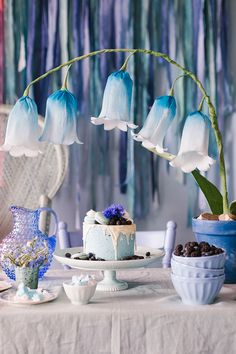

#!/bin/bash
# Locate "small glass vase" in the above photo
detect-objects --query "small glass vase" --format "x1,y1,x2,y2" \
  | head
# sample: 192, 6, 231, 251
15, 267, 39, 289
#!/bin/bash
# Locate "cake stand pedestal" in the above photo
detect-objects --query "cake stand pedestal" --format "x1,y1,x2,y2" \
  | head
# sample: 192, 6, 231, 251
97, 270, 128, 291
54, 246, 164, 292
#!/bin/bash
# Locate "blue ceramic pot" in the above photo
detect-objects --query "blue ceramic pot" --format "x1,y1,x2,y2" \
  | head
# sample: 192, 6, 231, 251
192, 218, 236, 283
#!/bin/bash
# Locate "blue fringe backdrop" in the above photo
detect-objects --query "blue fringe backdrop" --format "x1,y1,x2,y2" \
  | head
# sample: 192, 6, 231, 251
0, 0, 234, 227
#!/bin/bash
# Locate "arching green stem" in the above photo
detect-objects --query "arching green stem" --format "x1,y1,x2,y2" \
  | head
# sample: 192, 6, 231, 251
22, 48, 229, 213
61, 64, 72, 90
169, 74, 187, 96
120, 51, 137, 71
198, 96, 206, 111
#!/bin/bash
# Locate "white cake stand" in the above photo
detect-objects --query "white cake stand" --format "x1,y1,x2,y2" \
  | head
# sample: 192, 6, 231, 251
54, 247, 164, 291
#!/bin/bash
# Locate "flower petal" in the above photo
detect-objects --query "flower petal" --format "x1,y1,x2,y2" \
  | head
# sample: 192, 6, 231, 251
141, 140, 166, 154
177, 111, 209, 155
133, 96, 176, 151
0, 96, 41, 157
170, 152, 215, 173
169, 111, 216, 173
40, 89, 83, 145
91, 117, 138, 132
9, 146, 41, 158
91, 70, 136, 131
104, 120, 120, 131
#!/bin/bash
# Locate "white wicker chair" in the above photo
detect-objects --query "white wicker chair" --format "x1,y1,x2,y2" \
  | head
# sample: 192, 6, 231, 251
0, 104, 69, 239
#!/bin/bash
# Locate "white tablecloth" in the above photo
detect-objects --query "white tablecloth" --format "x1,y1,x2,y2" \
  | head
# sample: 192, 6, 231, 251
1, 268, 236, 354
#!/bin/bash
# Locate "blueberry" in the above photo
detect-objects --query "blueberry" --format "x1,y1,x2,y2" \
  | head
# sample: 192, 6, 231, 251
65, 253, 71, 258
110, 217, 118, 225
175, 244, 183, 252
199, 241, 210, 248
145, 251, 151, 257
185, 246, 195, 254
190, 251, 200, 257
184, 242, 192, 248
174, 251, 183, 256
201, 244, 211, 252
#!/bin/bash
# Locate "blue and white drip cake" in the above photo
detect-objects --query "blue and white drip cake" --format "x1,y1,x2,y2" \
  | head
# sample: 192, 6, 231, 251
83, 204, 136, 260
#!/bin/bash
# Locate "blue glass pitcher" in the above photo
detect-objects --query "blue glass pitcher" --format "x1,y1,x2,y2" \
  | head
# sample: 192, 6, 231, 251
0, 206, 58, 280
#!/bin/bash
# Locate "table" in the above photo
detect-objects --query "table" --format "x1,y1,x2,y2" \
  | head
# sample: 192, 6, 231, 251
1, 268, 236, 354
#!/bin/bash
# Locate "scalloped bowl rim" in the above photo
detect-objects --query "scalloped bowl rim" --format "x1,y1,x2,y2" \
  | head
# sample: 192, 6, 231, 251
171, 258, 224, 273
172, 251, 226, 262
63, 281, 97, 288
171, 272, 225, 282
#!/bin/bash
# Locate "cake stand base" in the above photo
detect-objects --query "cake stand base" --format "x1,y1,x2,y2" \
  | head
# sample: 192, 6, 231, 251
97, 270, 128, 291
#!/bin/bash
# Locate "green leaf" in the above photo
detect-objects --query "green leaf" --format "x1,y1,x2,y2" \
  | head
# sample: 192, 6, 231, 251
191, 170, 223, 214
230, 201, 236, 215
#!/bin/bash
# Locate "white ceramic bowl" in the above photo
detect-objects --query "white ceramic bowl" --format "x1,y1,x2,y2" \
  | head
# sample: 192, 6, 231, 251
172, 251, 226, 269
171, 258, 224, 278
63, 282, 97, 305
171, 272, 225, 305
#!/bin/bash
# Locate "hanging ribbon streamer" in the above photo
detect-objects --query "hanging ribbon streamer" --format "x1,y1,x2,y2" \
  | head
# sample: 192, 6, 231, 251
183, 0, 199, 225
0, 0, 4, 186
4, 0, 15, 103
114, 1, 129, 196
26, 0, 36, 88
46, 0, 58, 72
13, 0, 27, 98
0, 0, 4, 103
59, 0, 68, 83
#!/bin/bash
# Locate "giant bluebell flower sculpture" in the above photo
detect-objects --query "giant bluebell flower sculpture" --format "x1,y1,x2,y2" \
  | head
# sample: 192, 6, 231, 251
0, 48, 229, 218
91, 70, 137, 131
0, 96, 41, 157
133, 95, 176, 153
40, 89, 83, 145
170, 111, 215, 173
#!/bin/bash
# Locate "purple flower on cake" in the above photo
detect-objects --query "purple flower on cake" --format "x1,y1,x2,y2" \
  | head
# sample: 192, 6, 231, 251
103, 204, 125, 219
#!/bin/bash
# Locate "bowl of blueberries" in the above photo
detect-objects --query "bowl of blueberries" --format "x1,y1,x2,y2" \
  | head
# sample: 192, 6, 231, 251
171, 242, 226, 305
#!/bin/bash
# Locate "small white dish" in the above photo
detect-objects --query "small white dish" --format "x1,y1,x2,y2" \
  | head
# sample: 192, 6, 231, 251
171, 258, 224, 278
63, 282, 97, 305
172, 251, 226, 269
0, 287, 60, 306
171, 272, 225, 305
0, 281, 12, 292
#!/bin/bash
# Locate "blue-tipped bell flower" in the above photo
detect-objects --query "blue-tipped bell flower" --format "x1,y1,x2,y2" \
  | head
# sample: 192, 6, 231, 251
132, 96, 176, 153
0, 96, 41, 157
170, 111, 215, 173
91, 70, 137, 132
40, 89, 83, 145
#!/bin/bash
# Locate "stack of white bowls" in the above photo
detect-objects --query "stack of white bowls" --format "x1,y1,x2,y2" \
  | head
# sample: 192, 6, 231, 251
171, 251, 226, 305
